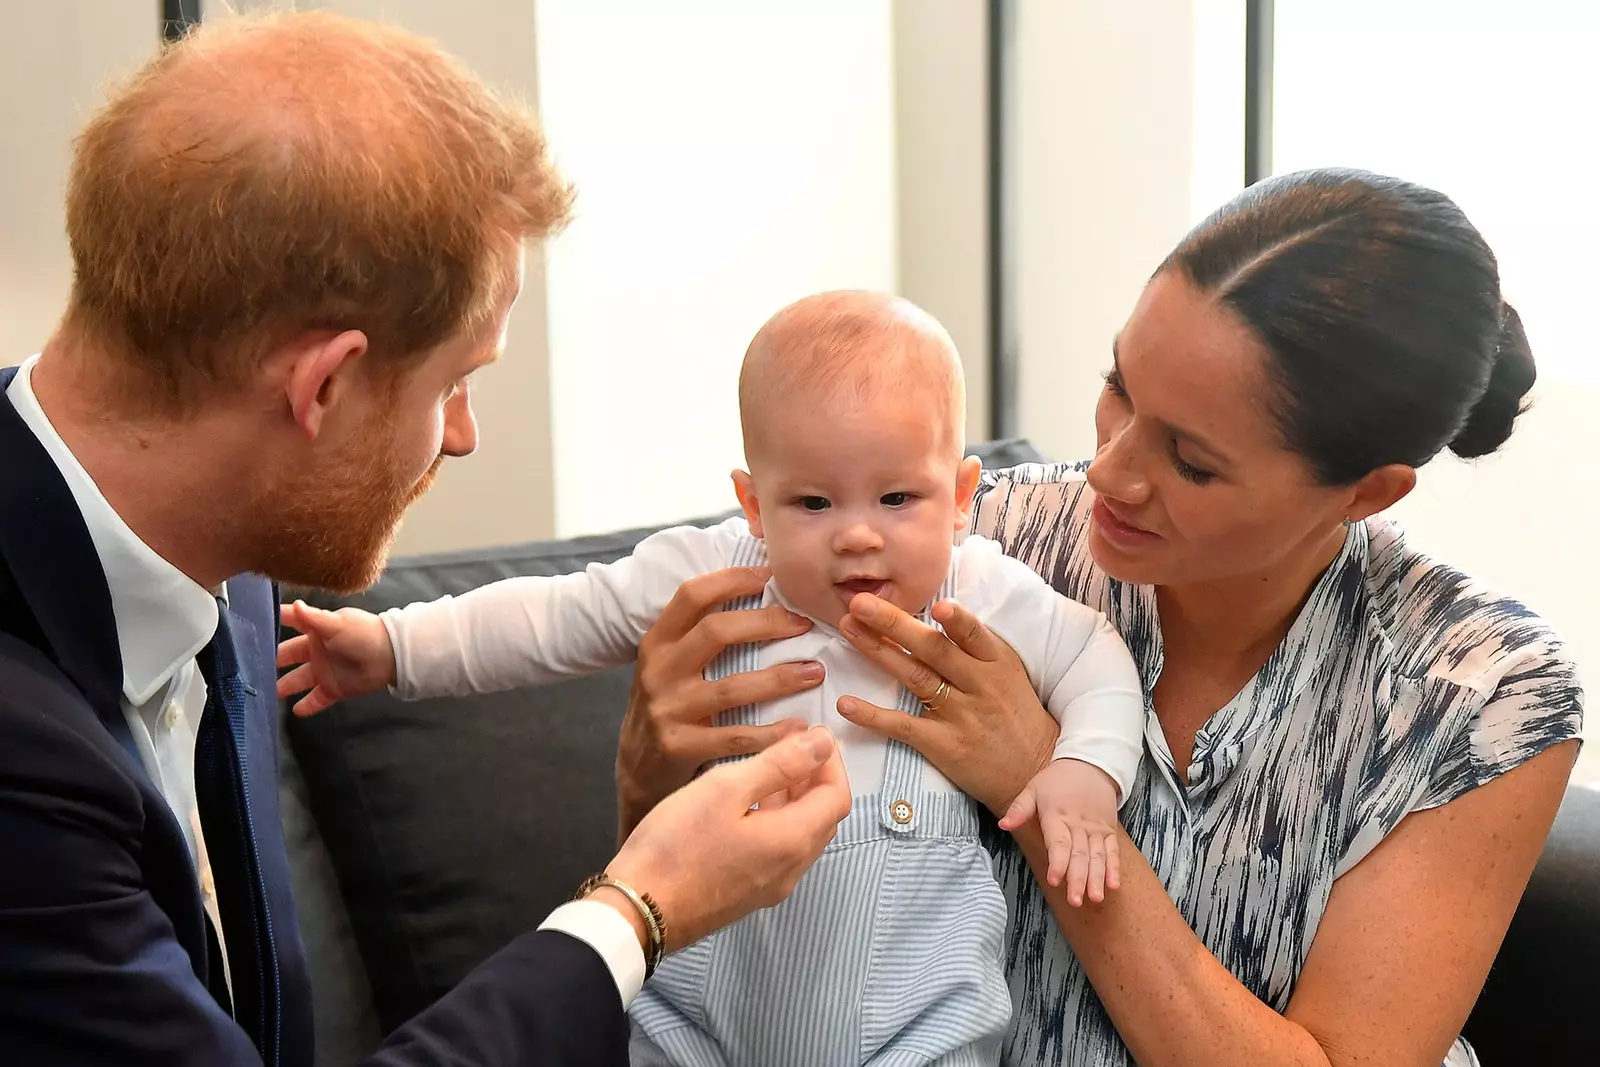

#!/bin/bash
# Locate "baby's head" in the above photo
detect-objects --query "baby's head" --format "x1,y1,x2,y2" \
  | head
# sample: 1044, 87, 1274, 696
732, 291, 981, 628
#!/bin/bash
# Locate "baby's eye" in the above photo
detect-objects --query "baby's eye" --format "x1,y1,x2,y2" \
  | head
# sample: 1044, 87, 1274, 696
798, 496, 830, 512
880, 492, 914, 508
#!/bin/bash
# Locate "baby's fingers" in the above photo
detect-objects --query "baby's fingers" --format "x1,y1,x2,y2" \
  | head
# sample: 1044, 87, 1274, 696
1105, 832, 1122, 892
277, 662, 317, 700
1086, 831, 1109, 904
1065, 825, 1092, 907
1000, 787, 1038, 832
1044, 816, 1074, 888
277, 634, 311, 669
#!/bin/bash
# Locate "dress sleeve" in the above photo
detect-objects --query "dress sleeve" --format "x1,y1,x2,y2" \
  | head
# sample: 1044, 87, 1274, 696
1415, 630, 1585, 811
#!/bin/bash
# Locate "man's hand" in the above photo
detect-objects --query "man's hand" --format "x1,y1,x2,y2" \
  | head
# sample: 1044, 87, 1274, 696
1001, 757, 1121, 906
616, 566, 825, 839
605, 725, 852, 951
276, 600, 397, 716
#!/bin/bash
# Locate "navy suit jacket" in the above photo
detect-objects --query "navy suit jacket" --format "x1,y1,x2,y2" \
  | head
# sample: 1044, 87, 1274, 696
0, 366, 628, 1065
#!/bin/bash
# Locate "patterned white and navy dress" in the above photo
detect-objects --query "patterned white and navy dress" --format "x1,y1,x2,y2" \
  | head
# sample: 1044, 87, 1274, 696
970, 463, 1585, 1067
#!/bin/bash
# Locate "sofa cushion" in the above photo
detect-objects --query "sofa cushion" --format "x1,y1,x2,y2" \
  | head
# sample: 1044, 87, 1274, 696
1463, 782, 1600, 1063
282, 439, 1050, 1044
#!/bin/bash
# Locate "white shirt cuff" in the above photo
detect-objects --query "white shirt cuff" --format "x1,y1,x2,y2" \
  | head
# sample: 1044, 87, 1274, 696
538, 899, 647, 1008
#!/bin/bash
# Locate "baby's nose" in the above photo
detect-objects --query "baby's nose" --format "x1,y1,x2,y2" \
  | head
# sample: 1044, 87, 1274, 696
833, 522, 885, 553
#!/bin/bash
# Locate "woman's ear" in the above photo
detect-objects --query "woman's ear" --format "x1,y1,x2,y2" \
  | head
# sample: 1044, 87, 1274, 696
954, 455, 983, 531
731, 469, 765, 538
1343, 463, 1417, 523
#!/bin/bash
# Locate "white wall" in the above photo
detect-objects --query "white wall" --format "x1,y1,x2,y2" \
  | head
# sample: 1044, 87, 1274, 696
533, 1, 899, 537
1011, 0, 1200, 464
1273, 0, 1598, 782
0, 3, 153, 360
893, 0, 991, 442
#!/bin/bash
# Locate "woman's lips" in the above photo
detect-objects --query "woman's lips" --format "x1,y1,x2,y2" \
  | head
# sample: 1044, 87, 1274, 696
1092, 499, 1162, 549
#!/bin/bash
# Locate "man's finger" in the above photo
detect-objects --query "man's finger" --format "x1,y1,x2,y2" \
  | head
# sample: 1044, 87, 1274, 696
684, 663, 823, 721
762, 736, 852, 836
676, 605, 813, 673
728, 726, 837, 809
651, 567, 773, 643
695, 718, 807, 762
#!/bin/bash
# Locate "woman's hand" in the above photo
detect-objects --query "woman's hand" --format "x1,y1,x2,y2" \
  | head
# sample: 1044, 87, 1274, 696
616, 566, 826, 838
834, 593, 1057, 815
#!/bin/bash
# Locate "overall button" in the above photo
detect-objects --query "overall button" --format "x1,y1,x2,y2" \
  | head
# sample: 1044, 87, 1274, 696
889, 799, 914, 825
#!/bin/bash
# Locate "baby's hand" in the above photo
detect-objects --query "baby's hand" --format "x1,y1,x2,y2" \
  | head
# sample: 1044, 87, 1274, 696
276, 600, 397, 716
1000, 758, 1121, 907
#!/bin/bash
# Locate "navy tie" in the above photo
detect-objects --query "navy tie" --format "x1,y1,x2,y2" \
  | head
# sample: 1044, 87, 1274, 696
195, 599, 281, 1067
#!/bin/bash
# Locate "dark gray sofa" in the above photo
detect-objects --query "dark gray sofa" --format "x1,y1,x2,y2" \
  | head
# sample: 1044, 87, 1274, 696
275, 442, 1599, 1065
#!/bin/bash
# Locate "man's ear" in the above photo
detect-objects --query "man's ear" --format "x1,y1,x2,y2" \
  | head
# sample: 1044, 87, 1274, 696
1342, 463, 1416, 524
953, 455, 983, 531
731, 469, 765, 539
283, 329, 370, 439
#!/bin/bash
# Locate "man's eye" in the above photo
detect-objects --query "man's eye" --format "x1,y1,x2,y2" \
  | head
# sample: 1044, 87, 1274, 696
799, 496, 830, 511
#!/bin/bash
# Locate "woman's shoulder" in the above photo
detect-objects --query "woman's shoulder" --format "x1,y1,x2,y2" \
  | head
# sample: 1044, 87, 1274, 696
1361, 518, 1581, 700
971, 461, 1095, 544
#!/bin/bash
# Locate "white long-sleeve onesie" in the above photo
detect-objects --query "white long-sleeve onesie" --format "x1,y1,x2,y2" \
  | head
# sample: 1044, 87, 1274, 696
381, 516, 1145, 802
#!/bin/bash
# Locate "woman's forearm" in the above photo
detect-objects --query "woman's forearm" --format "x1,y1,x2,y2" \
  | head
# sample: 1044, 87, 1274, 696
1011, 821, 1332, 1067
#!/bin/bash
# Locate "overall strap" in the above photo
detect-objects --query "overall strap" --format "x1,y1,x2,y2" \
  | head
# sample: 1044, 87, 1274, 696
705, 533, 769, 735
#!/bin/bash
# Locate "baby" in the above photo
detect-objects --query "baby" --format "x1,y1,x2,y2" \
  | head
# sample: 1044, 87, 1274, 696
277, 291, 1145, 1066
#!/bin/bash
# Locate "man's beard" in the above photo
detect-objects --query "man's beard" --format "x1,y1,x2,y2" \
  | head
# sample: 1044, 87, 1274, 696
249, 424, 443, 594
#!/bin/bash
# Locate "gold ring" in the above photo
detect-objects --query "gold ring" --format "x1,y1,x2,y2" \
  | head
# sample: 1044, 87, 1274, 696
923, 678, 951, 712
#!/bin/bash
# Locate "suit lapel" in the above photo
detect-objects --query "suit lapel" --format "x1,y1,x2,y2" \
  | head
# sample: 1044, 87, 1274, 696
0, 366, 141, 767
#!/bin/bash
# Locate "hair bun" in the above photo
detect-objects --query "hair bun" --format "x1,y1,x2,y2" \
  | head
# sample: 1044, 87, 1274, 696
1448, 300, 1537, 459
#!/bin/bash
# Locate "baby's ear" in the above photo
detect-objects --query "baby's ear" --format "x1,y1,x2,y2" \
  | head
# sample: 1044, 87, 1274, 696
731, 469, 765, 539
953, 456, 982, 530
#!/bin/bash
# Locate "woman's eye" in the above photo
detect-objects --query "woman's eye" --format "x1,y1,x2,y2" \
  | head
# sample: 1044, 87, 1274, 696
1102, 368, 1128, 399
880, 492, 913, 508
799, 496, 830, 512
1174, 456, 1215, 486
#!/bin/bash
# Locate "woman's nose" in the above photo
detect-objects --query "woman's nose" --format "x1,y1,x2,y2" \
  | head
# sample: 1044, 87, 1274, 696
1087, 422, 1152, 506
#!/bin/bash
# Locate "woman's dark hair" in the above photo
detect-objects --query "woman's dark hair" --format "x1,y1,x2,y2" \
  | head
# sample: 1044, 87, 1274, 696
1163, 168, 1536, 485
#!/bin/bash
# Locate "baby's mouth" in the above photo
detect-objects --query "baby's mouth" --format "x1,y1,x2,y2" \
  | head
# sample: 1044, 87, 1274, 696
836, 578, 890, 599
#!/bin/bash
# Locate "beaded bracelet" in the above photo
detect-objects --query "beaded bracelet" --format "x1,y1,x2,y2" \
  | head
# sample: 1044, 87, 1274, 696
575, 873, 667, 979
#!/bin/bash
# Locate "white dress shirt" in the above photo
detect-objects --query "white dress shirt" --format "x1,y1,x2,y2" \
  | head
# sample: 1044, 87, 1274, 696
7, 354, 230, 992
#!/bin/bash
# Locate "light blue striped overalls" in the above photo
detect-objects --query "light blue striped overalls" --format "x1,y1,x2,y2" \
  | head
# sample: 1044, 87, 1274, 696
630, 534, 1012, 1066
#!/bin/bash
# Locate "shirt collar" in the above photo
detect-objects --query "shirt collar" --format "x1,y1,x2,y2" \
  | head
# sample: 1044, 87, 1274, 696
6, 355, 219, 706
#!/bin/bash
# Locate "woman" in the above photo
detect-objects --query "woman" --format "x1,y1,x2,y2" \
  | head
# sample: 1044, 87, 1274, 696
616, 169, 1584, 1066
